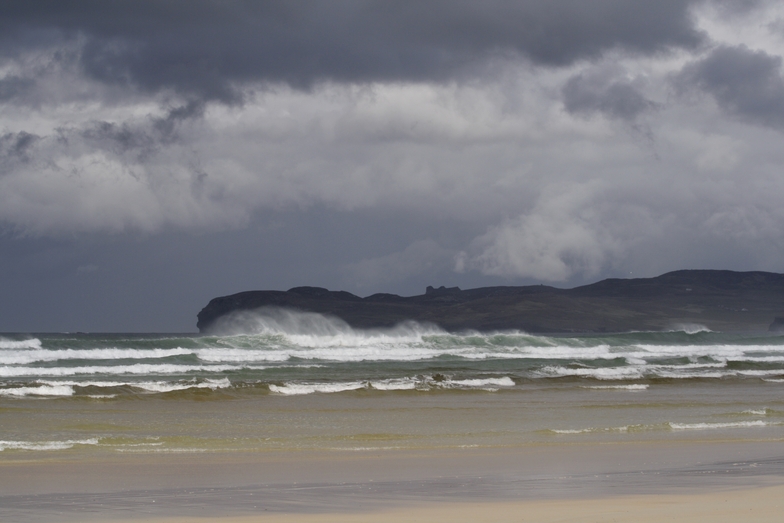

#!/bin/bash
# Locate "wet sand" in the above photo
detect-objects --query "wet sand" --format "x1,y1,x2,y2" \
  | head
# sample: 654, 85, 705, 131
2, 439, 784, 521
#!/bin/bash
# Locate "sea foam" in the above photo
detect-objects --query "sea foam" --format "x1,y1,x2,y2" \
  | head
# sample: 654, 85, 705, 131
0, 363, 240, 377
267, 375, 516, 395
668, 420, 769, 431
0, 347, 194, 365
0, 378, 232, 397
582, 384, 649, 390
0, 383, 75, 397
0, 438, 99, 451
269, 381, 367, 395
0, 338, 42, 350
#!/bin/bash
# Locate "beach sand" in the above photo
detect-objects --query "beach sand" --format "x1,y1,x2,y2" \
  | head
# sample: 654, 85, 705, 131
115, 485, 784, 523
3, 440, 784, 522
5, 330, 784, 521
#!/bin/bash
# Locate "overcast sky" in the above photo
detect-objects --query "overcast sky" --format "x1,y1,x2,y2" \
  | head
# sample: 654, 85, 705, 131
2, 0, 784, 331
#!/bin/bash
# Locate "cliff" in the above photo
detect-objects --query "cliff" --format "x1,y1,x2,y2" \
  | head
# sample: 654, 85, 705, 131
197, 270, 784, 333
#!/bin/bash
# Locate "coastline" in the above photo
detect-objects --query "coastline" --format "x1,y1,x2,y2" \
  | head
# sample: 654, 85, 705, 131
3, 439, 784, 521
197, 270, 784, 333
3, 329, 784, 521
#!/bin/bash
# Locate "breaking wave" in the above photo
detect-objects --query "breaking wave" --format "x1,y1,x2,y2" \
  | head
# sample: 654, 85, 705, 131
0, 337, 42, 350
3, 310, 784, 401
0, 438, 100, 451
268, 375, 516, 395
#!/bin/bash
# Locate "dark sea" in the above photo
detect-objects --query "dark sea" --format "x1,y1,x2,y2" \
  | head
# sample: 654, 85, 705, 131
3, 309, 784, 455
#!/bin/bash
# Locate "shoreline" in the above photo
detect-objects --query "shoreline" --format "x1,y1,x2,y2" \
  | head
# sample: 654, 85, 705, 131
3, 439, 784, 521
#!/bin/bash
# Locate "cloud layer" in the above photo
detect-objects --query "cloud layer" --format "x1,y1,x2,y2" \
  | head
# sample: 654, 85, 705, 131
0, 1, 702, 100
3, 0, 784, 301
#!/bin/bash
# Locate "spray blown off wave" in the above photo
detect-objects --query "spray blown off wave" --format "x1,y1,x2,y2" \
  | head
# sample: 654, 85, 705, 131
3, 311, 784, 455
2, 309, 784, 399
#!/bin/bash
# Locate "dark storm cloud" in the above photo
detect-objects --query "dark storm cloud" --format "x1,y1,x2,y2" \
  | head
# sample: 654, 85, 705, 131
152, 100, 206, 140
0, 75, 34, 102
562, 73, 658, 121
0, 131, 39, 168
6, 0, 784, 332
0, 0, 704, 101
677, 45, 784, 128
77, 101, 204, 162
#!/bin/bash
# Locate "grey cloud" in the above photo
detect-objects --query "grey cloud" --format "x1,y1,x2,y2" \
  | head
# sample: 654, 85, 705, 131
0, 1, 704, 101
457, 159, 784, 283
708, 0, 766, 16
1, 131, 39, 157
0, 109, 246, 235
5, 2, 784, 331
346, 239, 455, 289
0, 131, 40, 174
677, 45, 784, 128
0, 75, 34, 101
563, 69, 658, 121
767, 18, 784, 36
457, 184, 623, 282
78, 101, 205, 162
153, 101, 206, 137
79, 121, 158, 160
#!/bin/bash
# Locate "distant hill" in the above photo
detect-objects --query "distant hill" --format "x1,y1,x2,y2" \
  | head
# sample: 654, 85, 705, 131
197, 270, 784, 333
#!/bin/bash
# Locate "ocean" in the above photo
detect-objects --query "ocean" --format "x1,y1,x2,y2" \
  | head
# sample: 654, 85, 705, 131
2, 308, 784, 456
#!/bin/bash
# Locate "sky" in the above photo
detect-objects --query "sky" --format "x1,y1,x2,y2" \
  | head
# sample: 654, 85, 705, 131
2, 0, 784, 332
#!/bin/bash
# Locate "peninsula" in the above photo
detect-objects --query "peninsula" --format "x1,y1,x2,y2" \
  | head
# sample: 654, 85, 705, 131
197, 270, 784, 333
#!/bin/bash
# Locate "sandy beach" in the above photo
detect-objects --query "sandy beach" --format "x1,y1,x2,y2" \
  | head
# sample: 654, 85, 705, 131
4, 330, 784, 522
117, 485, 784, 523
3, 440, 784, 522
5, 0, 784, 521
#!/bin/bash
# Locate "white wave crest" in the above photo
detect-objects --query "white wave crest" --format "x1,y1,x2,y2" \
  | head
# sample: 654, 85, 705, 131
447, 377, 515, 388
116, 448, 208, 453
667, 324, 712, 334
652, 370, 726, 379
742, 409, 769, 416
212, 307, 443, 343
650, 365, 782, 381
195, 348, 290, 362
0, 338, 42, 350
268, 375, 516, 395
0, 378, 231, 397
269, 381, 366, 395
0, 438, 99, 451
668, 421, 768, 431
369, 378, 419, 391
550, 425, 632, 434
582, 384, 649, 390
0, 347, 194, 365
0, 363, 240, 377
185, 341, 784, 367
0, 384, 75, 397
539, 366, 644, 380
130, 378, 232, 393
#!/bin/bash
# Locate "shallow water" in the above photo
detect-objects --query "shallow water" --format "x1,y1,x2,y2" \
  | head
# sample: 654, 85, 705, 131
2, 310, 784, 455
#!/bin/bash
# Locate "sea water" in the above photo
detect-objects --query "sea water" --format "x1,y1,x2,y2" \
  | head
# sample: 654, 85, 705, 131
2, 309, 784, 456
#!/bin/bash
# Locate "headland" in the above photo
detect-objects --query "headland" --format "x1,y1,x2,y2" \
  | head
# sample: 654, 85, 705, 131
198, 269, 784, 333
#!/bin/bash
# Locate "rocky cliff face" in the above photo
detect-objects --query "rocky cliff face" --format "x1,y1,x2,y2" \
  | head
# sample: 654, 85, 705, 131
197, 270, 784, 333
